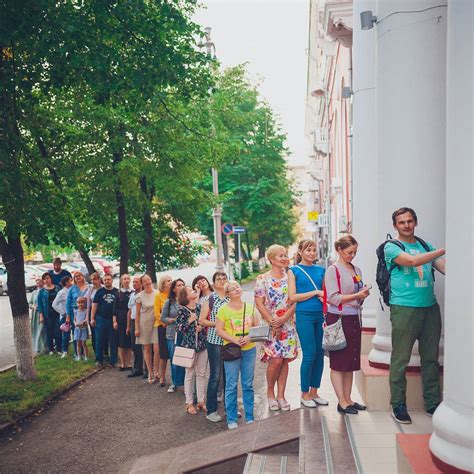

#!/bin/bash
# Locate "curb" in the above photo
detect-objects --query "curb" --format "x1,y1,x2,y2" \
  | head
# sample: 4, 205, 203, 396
0, 366, 103, 435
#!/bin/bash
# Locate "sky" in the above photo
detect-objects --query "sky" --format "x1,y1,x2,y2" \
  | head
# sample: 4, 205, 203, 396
193, 0, 311, 166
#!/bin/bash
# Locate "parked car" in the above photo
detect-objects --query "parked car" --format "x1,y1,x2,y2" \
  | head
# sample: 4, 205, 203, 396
90, 258, 119, 277
0, 265, 36, 294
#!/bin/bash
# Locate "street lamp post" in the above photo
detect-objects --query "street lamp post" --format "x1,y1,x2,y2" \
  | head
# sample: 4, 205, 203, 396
202, 27, 224, 271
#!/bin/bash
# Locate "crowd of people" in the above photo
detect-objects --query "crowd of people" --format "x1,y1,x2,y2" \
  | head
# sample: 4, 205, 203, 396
28, 207, 445, 427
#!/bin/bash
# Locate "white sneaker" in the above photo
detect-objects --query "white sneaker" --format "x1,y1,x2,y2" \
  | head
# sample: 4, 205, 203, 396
60, 352, 67, 359
206, 412, 222, 423
300, 398, 317, 408
167, 385, 176, 393
49, 351, 54, 356
73, 355, 81, 362
83, 356, 88, 362
228, 422, 238, 430
313, 397, 329, 406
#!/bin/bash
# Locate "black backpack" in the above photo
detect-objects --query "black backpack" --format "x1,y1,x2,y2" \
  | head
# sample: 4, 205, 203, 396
375, 234, 432, 308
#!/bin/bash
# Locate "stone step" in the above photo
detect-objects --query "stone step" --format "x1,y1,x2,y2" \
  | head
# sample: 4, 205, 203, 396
355, 356, 444, 411
243, 453, 300, 474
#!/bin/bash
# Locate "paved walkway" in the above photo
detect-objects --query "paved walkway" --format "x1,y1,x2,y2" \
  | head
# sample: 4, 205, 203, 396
0, 278, 434, 473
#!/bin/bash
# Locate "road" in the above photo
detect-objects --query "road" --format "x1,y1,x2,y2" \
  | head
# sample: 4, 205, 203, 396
0, 260, 255, 369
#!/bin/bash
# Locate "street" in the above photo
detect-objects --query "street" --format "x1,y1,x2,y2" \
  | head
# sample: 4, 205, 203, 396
0, 260, 254, 369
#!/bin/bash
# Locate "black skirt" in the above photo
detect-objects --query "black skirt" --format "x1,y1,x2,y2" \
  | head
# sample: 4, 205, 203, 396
116, 310, 132, 349
158, 326, 169, 359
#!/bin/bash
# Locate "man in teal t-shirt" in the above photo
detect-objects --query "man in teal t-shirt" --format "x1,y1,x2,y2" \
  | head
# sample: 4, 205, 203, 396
386, 207, 446, 425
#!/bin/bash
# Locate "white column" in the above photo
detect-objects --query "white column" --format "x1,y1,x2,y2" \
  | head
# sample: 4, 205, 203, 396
368, 0, 447, 368
429, 1, 474, 471
352, 0, 377, 330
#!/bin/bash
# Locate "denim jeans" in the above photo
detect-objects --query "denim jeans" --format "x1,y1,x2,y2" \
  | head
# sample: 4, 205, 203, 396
295, 311, 324, 393
207, 341, 224, 414
95, 317, 117, 365
224, 347, 256, 424
167, 339, 185, 386
45, 314, 61, 353
60, 316, 77, 355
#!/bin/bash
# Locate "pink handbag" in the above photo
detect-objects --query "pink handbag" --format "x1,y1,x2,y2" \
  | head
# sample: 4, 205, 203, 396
172, 346, 196, 368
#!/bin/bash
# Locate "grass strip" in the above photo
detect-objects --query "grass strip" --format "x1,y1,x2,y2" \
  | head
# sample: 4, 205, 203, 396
0, 346, 96, 424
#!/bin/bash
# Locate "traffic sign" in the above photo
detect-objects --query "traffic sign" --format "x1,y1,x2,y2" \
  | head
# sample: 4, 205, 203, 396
307, 211, 319, 222
222, 222, 234, 235
233, 226, 246, 234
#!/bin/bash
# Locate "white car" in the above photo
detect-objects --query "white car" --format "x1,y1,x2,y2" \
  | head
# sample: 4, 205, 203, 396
0, 265, 40, 294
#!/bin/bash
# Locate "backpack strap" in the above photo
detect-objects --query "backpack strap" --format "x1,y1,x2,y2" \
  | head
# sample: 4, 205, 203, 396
323, 265, 343, 316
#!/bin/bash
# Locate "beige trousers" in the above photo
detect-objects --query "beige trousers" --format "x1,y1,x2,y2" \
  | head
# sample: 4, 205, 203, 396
184, 349, 208, 405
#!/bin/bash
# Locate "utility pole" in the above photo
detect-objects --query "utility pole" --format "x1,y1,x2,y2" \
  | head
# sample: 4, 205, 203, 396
203, 27, 224, 271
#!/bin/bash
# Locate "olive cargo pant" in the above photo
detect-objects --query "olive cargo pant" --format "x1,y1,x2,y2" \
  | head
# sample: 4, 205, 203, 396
389, 303, 442, 410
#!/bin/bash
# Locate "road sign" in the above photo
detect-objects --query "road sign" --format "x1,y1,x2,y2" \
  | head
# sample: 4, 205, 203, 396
307, 211, 319, 222
222, 222, 233, 236
233, 226, 246, 234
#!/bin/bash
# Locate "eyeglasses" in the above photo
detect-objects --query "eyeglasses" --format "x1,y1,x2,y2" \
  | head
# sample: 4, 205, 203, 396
215, 277, 228, 282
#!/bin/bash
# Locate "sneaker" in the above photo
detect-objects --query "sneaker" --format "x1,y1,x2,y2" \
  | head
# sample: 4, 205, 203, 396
73, 355, 81, 362
83, 356, 88, 362
392, 404, 412, 424
60, 352, 67, 359
95, 362, 102, 368
206, 412, 222, 423
167, 385, 177, 393
227, 422, 238, 430
49, 351, 54, 356
426, 404, 440, 417
246, 419, 255, 425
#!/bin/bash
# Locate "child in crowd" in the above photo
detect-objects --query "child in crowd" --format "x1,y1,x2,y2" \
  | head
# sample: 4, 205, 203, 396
74, 297, 89, 361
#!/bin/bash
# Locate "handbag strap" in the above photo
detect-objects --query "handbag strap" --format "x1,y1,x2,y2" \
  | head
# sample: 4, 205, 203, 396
296, 265, 319, 291
243, 303, 246, 336
323, 265, 343, 316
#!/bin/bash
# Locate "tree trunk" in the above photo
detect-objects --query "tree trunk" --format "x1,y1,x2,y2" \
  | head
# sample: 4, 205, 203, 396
258, 244, 266, 259
78, 247, 95, 275
0, 233, 36, 380
140, 176, 157, 284
112, 151, 129, 275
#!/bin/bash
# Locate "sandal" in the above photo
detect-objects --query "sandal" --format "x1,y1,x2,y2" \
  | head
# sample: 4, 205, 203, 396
186, 404, 197, 415
268, 398, 280, 411
147, 375, 156, 384
197, 402, 208, 412
278, 399, 291, 411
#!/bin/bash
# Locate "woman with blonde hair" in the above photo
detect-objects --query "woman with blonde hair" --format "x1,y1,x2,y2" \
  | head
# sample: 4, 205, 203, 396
154, 275, 172, 385
135, 274, 158, 383
113, 274, 133, 370
288, 239, 327, 408
216, 281, 259, 429
325, 235, 370, 414
255, 244, 296, 412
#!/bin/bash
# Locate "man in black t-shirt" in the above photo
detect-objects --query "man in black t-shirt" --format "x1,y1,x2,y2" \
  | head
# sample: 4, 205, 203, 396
91, 274, 118, 367
48, 258, 72, 287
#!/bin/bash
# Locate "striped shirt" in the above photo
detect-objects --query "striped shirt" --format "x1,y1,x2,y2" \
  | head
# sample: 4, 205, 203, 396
206, 292, 229, 346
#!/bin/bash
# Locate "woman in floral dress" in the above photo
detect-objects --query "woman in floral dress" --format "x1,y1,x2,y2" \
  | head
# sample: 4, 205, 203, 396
254, 245, 297, 411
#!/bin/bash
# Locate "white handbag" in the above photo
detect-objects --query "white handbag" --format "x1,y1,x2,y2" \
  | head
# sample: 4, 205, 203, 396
322, 265, 347, 352
172, 314, 197, 368
172, 346, 196, 368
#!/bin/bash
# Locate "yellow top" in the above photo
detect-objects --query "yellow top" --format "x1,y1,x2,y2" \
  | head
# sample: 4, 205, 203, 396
217, 303, 255, 351
153, 291, 168, 327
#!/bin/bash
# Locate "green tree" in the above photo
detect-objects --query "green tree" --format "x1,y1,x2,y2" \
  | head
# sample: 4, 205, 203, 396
198, 66, 297, 258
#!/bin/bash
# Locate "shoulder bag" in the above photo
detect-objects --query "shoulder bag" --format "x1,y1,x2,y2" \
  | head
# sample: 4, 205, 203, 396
248, 292, 272, 342
222, 303, 246, 361
172, 309, 197, 368
322, 265, 347, 352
